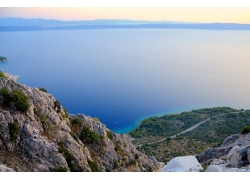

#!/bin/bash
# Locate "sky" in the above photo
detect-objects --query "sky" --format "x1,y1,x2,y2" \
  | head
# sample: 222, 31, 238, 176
0, 0, 250, 23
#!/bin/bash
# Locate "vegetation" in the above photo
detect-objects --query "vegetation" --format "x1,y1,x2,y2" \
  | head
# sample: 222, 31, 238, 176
242, 126, 250, 135
80, 126, 99, 144
87, 159, 100, 172
107, 130, 114, 140
62, 108, 68, 120
58, 141, 84, 172
9, 122, 20, 142
0, 70, 6, 78
93, 117, 100, 122
0, 88, 30, 113
34, 108, 59, 140
0, 87, 12, 107
71, 118, 82, 134
52, 166, 68, 172
131, 107, 250, 162
39, 87, 47, 93
54, 100, 61, 113
12, 89, 30, 113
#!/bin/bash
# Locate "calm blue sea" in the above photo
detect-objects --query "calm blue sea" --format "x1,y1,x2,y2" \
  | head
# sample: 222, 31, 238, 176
0, 29, 250, 133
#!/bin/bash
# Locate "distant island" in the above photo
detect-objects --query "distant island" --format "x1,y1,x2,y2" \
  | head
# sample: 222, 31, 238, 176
1, 17, 250, 31
0, 56, 7, 62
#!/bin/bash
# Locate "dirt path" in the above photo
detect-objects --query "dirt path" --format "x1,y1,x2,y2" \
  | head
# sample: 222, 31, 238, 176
137, 111, 242, 147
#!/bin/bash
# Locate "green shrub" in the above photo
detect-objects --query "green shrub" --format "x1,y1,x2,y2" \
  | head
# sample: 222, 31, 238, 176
0, 70, 6, 78
93, 117, 100, 122
135, 154, 139, 160
113, 161, 118, 169
71, 118, 82, 134
114, 145, 119, 152
242, 126, 250, 135
58, 141, 84, 172
9, 122, 20, 142
62, 108, 68, 120
39, 87, 48, 93
70, 132, 79, 143
12, 89, 30, 113
54, 100, 61, 113
52, 166, 68, 172
80, 126, 99, 144
0, 87, 12, 107
87, 159, 100, 172
107, 130, 114, 140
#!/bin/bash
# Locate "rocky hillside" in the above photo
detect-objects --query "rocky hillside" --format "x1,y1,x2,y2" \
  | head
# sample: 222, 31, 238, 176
0, 77, 160, 172
160, 132, 250, 172
196, 132, 250, 171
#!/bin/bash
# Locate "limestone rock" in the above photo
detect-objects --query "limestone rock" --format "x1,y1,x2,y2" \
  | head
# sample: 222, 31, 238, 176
161, 156, 203, 172
0, 77, 159, 172
197, 133, 250, 163
227, 145, 250, 167
0, 164, 15, 172
206, 165, 247, 172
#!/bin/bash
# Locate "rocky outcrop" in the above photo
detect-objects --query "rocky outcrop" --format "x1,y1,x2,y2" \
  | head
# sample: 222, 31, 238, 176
0, 78, 160, 172
196, 132, 250, 172
0, 164, 14, 172
196, 133, 250, 162
161, 156, 203, 172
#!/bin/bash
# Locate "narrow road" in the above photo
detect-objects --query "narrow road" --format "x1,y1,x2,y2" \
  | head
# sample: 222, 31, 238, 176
136, 111, 242, 147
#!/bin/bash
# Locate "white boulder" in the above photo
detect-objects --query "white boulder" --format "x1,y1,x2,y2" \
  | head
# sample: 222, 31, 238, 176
161, 156, 203, 172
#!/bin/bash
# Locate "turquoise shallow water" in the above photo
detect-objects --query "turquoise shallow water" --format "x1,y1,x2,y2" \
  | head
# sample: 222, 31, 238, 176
0, 29, 250, 134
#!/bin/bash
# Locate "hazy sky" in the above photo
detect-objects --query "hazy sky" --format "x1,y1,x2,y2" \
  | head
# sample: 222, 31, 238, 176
0, 7, 250, 23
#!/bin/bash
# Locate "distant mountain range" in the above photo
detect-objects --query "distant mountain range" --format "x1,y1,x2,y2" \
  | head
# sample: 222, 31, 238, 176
0, 17, 250, 31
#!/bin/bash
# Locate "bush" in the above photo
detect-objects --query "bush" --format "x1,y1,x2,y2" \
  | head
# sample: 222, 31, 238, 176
71, 118, 82, 134
39, 87, 48, 93
52, 166, 68, 172
12, 89, 30, 113
87, 159, 100, 172
58, 141, 84, 172
54, 100, 61, 113
9, 122, 20, 142
107, 130, 114, 140
242, 126, 250, 135
80, 126, 99, 144
0, 87, 12, 107
0, 70, 6, 78
93, 117, 100, 122
135, 154, 139, 160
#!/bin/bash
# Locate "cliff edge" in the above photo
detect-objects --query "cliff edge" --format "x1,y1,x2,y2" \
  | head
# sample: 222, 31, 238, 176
0, 77, 160, 172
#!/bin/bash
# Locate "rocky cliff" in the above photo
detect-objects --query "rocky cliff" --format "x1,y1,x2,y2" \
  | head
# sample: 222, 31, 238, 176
196, 133, 250, 171
0, 77, 160, 172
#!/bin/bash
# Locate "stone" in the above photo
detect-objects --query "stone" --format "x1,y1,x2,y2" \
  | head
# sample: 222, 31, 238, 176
228, 145, 250, 167
162, 156, 203, 172
206, 165, 247, 172
227, 146, 240, 161
0, 164, 15, 172
206, 165, 226, 172
0, 77, 160, 172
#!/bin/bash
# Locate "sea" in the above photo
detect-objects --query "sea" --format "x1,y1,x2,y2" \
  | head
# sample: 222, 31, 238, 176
0, 29, 250, 134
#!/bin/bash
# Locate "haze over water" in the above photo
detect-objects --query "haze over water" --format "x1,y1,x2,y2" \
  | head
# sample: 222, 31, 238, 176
0, 29, 250, 133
